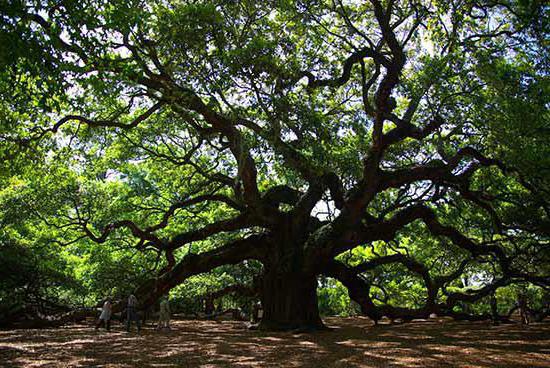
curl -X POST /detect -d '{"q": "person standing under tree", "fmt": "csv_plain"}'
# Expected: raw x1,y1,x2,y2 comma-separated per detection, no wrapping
156,296,171,330
252,301,263,323
126,294,141,332
490,293,499,326
95,298,112,331
518,293,530,325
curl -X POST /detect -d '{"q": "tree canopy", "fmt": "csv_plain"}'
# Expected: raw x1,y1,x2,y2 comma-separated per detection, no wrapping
0,0,548,330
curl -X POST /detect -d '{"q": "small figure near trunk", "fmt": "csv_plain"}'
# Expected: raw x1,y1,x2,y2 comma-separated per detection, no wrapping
126,294,141,332
156,296,171,331
251,301,263,324
95,298,112,331
490,294,500,326
518,293,530,325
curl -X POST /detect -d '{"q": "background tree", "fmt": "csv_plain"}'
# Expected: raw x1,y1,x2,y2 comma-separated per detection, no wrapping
0,0,548,330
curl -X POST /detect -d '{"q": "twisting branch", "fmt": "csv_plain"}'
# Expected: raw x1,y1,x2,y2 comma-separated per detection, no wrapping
4,102,165,148
145,194,245,233
165,213,265,250
370,0,406,148
136,234,268,308
301,47,390,89
83,220,162,246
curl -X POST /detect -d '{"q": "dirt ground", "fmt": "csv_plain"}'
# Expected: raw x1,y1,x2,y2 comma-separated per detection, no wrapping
0,317,548,367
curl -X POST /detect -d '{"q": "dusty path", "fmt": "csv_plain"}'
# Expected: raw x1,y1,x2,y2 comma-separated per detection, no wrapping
0,317,548,367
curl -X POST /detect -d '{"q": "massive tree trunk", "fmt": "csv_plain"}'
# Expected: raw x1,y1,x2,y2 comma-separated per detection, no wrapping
127,229,326,331
259,266,324,331
258,220,325,331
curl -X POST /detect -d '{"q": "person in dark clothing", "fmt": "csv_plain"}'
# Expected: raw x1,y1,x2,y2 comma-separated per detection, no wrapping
518,293,530,325
490,294,499,326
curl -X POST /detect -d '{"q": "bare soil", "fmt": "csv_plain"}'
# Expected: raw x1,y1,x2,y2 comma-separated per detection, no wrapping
0,317,548,367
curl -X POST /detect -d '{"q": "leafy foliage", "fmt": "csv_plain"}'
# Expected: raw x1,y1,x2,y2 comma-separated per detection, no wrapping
0,0,548,327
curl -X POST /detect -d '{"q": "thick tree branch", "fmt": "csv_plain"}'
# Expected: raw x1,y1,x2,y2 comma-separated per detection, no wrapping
137,234,267,307
165,213,264,250
301,47,390,89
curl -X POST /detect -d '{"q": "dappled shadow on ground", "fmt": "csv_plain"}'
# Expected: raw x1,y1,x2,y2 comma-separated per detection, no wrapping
0,317,548,367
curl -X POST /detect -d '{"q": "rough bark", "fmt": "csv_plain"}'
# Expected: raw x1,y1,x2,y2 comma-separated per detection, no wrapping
259,267,324,331
258,219,325,331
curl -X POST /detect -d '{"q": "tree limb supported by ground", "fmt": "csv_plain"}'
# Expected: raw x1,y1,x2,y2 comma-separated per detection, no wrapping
0,0,548,330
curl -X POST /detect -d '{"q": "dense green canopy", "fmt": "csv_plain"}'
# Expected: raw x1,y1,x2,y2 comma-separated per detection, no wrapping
0,0,548,329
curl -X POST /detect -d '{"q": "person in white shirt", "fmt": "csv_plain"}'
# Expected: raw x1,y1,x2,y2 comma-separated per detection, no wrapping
126,294,141,332
252,301,263,323
95,298,112,331
156,296,171,330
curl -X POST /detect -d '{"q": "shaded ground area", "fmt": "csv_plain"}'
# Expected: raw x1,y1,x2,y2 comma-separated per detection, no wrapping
0,317,549,367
